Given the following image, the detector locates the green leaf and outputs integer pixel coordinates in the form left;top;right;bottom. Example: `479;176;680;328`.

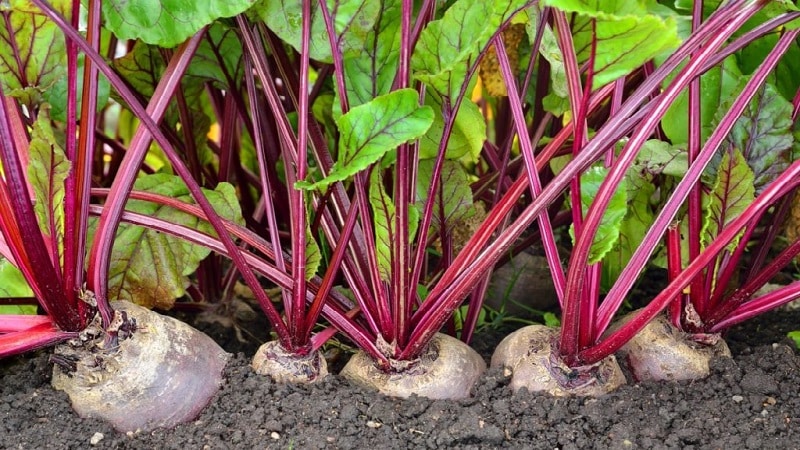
368;170;420;281
675;0;800;30
296;88;434;191
113;41;215;171
418;93;486;162
736;33;800;104
339;0;401;109
724;83;794;193
542;0;681;89
186;22;245;90
602;177;655;291
415;160;476;234
412;0;528;99
304;227;322;281
701;149;755;250
108;174;244;309
788;331;800;350
543;311;561;327
255;0;380;63
0;0;69;106
631;139;688;178
368;170;394;281
535;16;569;100
661;54;743;145
0;258;34;300
112;41;166;99
27;107;70;245
570;166;628;264
102;0;255;48
42;54;111;123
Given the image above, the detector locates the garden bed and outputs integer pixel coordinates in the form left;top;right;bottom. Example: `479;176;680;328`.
2;307;799;449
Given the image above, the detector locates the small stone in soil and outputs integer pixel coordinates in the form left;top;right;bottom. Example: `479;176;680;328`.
270;432;280;440
90;432;104;445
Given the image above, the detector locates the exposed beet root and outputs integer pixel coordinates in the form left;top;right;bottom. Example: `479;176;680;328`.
51;301;228;433
341;333;485;399
612;311;731;382
252;340;328;383
491;324;626;396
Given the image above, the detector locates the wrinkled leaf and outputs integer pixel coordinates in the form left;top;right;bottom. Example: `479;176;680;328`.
255;0;380;63
27;108;70;246
0;0;69;106
701;149;755;250
570;165;628;264
108;174;244;309
543;0;681;89
418;93;486;162
296;88;434;191
102;0;255;48
415;160;476;233
412;0;528;99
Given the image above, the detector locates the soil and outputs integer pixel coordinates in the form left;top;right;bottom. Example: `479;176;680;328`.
3;305;800;449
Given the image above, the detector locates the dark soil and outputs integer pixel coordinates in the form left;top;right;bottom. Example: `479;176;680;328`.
2;306;800;449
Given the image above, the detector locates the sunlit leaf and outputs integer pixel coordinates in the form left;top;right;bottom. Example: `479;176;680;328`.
0;258;34;301
0;0;69;106
412;0;528;99
296;88;434;191
107;174;244;309
542;0;681;89
418;93;486;162
102;0;255;48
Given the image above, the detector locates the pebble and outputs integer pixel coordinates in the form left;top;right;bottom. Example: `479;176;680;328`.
732;395;744;403
270;432;280;440
90;432;104;445
366;420;382;428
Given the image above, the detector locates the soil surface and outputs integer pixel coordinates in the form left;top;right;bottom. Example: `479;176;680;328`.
2;306;800;449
